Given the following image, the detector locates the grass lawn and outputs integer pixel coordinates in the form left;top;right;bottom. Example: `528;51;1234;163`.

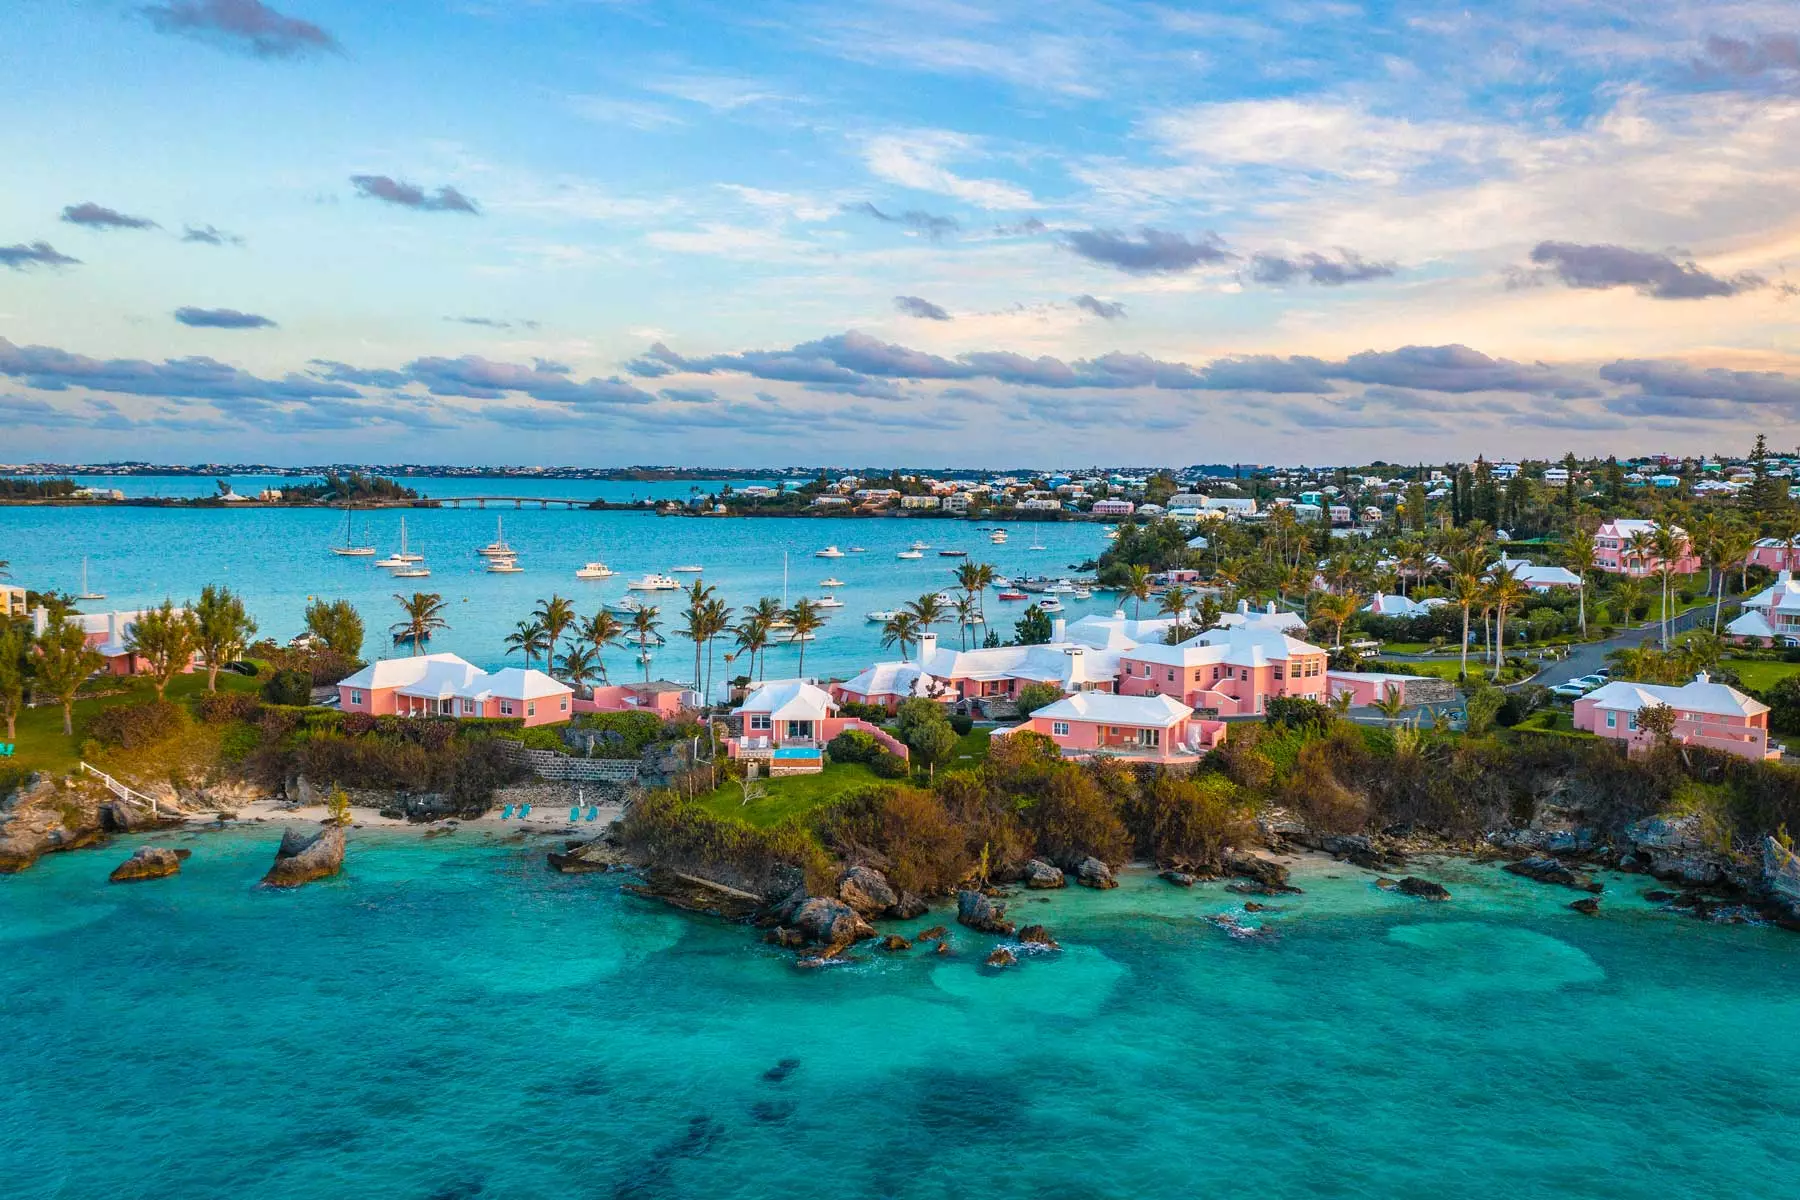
947;726;993;769
1724;658;1800;693
693;760;886;828
1376;659;1467;681
7;668;263;778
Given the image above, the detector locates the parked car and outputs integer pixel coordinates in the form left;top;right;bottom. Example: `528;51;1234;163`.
1550;681;1590;699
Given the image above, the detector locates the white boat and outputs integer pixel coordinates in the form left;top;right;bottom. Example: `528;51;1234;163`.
784;631;817;641
816;546;845;558
575;561;616;580
897;550;923;560
477;516;515;558
866;610;899;622
76;557;105;601
1028;544;1047;551
992;576;1013;587
1073;588;1093;600
818;577;846;588
909;539;930;550
608;597;651;615
627;573;681;591
1046;580;1076;595
330;508;376;556
848;547;867;553
671;565;704;573
1038;598;1063;612
394;566;432;578
486;557;523;574
814;596;844;608
394;517;423;563
989;530;1008;543
638;651;655;665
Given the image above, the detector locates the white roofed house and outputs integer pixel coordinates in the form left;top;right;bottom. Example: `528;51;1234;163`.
1001;692;1226;762
33;605;202;679
337;654;573;726
1727;570;1800;645
1497;556;1582;591
729;678;907;767
832;628;1123;717
1574;673;1779;761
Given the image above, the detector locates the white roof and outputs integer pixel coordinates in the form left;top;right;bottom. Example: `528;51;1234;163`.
737;678;836;722
1499;557;1582;587
339;652;480;692
1366;593;1427;617
1743;571;1800;616
337;653;572;703
918;637;1124;691
1030;691;1193;726
1175;624;1323;667
1727;610;1776;639
836;660;928;699
1583;673;1767;719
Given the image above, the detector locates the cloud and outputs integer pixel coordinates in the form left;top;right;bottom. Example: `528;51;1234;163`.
1071;294;1125;319
1521;241;1763;300
1061;227;1230;273
659;387;718;404
845;201;959;241
994;218;1047;237
894;295;951;321
1691;34;1800;82
174;306;277;329
404;354;654;406
60;202;157;231
1600;359;1800;413
446;316;540;330
862;132;1034;209
644;73;788;112
1334;345;1595;396
141;0;339;59
0;242;80;270
1249;250;1397;287
182;224;243;246
0;337;361;401
350;175;479;214
1191;355;1334;393
308;360;410;388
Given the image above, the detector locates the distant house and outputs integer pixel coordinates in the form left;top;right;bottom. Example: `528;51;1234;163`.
1000;692;1224;762
1365;593;1434;618
337;653;573;726
1573;673;1778;761
1090;498;1135;516
1727;570;1800;646
900;494;941;509
1497;556;1583;591
941;493;971;513
33;605;200;678
579;680;697;717
1114;625;1330;717
1;585;26;619
1746;537;1800;572
1595;519;1700;575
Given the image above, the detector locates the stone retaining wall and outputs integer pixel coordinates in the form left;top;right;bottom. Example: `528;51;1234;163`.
498;741;642;783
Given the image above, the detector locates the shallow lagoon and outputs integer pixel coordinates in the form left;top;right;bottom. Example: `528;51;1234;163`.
4;832;1798;1199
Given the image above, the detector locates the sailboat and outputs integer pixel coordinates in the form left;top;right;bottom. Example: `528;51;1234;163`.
376;518;421;569
76;557;105;601
330;508;376;556
476;516;515;558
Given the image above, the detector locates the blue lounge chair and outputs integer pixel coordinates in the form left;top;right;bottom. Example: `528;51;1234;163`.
519;803;531;818
586;805;598;822
0;744;12;757
501;804;515;819
570;806;581;822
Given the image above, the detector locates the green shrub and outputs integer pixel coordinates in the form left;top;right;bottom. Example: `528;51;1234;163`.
1015;682;1063;717
826;728;878;764
949;713;974;735
85;700;187;749
195;691;260;725
871;750;911;779
573;709;667;757
837;700;890;722
262;669;313;706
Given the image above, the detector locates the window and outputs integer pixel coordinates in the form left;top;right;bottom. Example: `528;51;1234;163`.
350;689;363;705
1273;665;1284;681
1166;668;1176;682
1606;712;1616;729
527;701;536;717
1627;714;1637;731
1141;728;1160;747
560;697;569;711
463;699;479;716
1212;667;1222;681
499;700;515;716
750;713;772;731
1051;721;1069;736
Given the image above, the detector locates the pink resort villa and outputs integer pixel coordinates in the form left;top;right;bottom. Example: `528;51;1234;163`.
726;679;908;772
1000;692;1225;762
1594;519;1701;576
1573;673;1779;761
337;654;574;725
1727;571;1800;646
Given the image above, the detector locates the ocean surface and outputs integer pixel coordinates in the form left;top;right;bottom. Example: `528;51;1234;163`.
3;831;1798;1200
0;477;1114;692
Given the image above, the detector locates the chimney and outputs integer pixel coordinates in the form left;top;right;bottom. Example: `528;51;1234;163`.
32;605;47;637
108;612;119;645
1052;617;1066;642
1113;609;1126;620
919;632;938;660
1265;601;1277;614
1237;599;1250;615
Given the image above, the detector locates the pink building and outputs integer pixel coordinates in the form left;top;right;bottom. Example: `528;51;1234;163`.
725;679;909;764
1324;671;1415;708
33;605;200;678
1001;692;1225;761
1726;571;1800;646
832;631;1120;712
1594;519;1700;576
1114;626;1329;717
1573;673;1778;761
1746;537;1800;573
575;681;696;718
337;654;573;726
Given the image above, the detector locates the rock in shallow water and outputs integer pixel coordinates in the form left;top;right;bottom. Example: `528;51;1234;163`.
985;946;1017;969
1160;869;1197;888
956;889;1014;935
836;864;898;917
1505;855;1603;893
1018;924;1060;950
1075;856;1118;890
1024;858;1066;889
108;846;189;883
261;824;345;888
790;897;877;951
1396;876;1451;901
880;934;912;952
1570;898;1600;916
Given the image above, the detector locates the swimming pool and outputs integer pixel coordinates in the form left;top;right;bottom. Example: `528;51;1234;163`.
771;747;822;760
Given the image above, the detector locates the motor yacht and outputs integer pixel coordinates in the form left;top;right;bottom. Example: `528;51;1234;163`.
575;562;616;580
627;573;681;590
816;546;845;558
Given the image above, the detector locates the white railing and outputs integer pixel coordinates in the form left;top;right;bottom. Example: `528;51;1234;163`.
78;760;159;817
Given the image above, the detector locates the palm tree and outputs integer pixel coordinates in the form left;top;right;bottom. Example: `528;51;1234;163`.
952;594;979;649
969;561;996;624
1612;576;1644;628
881;611;924;660
732;609;773;682
784;598;824;677
1561;527;1596;637
907;591;944;628
679;600;709;694
1123;563;1152;619
1650;520;1685;647
504;619;548;669
1712;524;1756;626
1449;565;1485;682
556;644;600;695
701;596;732;706
1372;686;1410;723
629;606;662;682
533;594;576;671
1159;584;1193;640
1625;527;1656;581
391;592;449;656
1313;590;1361;651
579;609;624;683
1486;563;1531;680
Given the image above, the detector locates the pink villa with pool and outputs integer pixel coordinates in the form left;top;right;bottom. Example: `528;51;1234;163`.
337;654;573;726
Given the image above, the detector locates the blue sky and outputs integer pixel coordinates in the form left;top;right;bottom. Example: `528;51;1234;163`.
4;0;1800;466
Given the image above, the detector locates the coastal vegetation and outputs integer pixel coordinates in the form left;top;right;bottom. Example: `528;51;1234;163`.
283;471;420;503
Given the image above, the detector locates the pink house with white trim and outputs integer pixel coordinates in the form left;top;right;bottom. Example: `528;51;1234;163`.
1573;673;1778;761
33;605;200;678
726;679;910;762
575;681;697;718
1594;519;1700;576
337;653;573;726
1746;537;1800;573
1001;692;1225;761
1115;625;1329;717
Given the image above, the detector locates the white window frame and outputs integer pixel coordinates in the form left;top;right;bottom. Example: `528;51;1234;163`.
527;701;536;718
750;713;772;731
1051;720;1069;736
350;689;363;706
499;700;515;716
1605;712;1616;729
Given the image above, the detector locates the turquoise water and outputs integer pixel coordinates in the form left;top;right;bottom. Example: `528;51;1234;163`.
3;474;776;502
4;832;1798;1199
0;492;1111;690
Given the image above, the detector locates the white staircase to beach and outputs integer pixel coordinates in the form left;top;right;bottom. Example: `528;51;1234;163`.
79;761;161;818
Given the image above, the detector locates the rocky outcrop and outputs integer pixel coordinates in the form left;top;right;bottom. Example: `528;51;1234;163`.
880;934;912;952
0;775;108;874
984;946;1016;969
1018;924;1060;950
956;889;1015;935
1763;837;1800;918
1159;870;1197;888
789;897;876;952
1570;898;1601;916
630;868;767;920
890;891;930;919
1396;876;1451;901
1504;856;1603;893
1024;858;1066;889
1622;816;1723;886
1075;856;1118;890
108;846;189;883
836;865;898;917
1320;833;1407;872
260;824;346;888
547;835;628;874
1224;852;1302;894
914;924;948;943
